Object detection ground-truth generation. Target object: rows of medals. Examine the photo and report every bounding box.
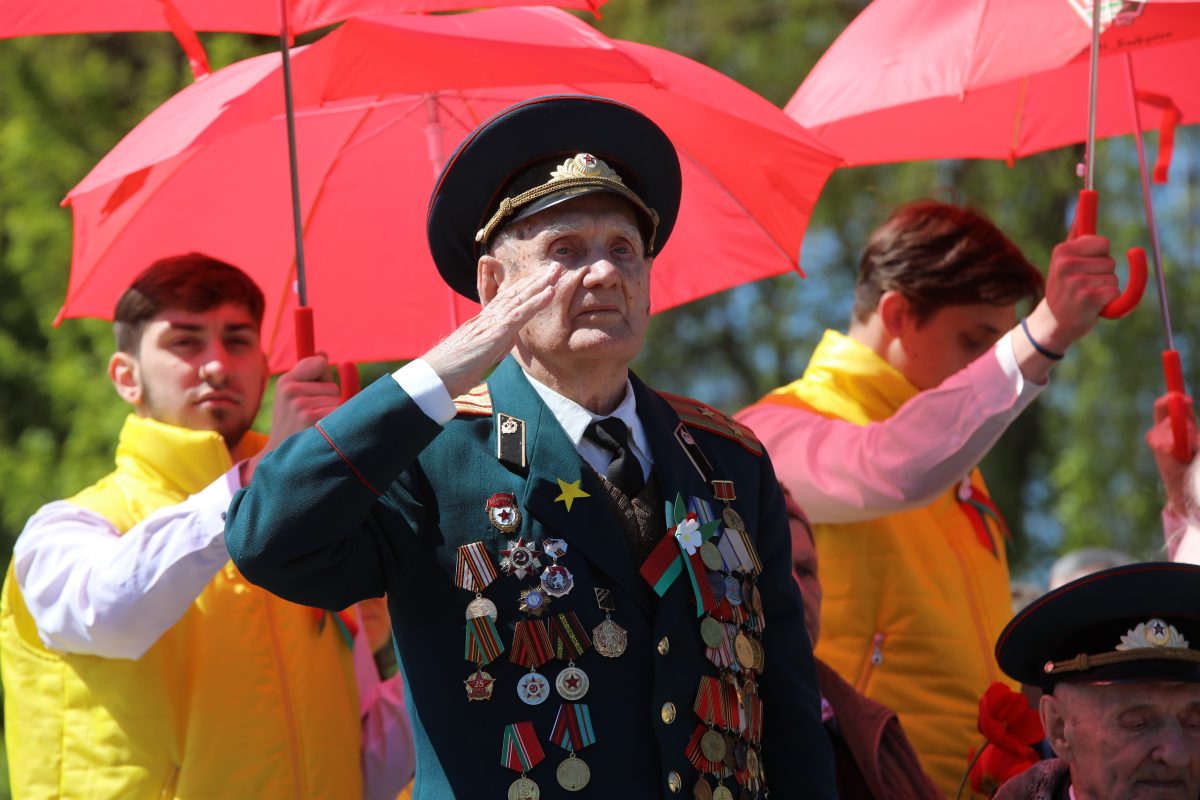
[688,481,770,800]
[457,493,626,797]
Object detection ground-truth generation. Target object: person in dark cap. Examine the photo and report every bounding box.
[993,562,1200,800]
[223,95,835,799]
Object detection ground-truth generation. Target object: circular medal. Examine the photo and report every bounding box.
[519,587,551,617]
[751,584,764,619]
[539,564,575,598]
[722,734,737,770]
[734,633,755,669]
[700,616,724,648]
[735,738,748,770]
[555,664,590,701]
[556,756,590,792]
[707,572,727,601]
[724,576,743,605]
[722,506,746,532]
[712,786,734,800]
[693,776,714,800]
[751,637,765,672]
[700,729,727,762]
[465,596,498,621]
[592,618,628,658]
[463,668,495,702]
[507,776,540,800]
[699,541,724,572]
[746,747,761,780]
[517,671,550,705]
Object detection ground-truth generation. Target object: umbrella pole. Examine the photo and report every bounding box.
[1077,0,1146,320]
[1124,52,1192,462]
[278,0,315,360]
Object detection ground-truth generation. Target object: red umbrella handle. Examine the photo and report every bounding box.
[293,307,361,401]
[1073,190,1147,319]
[1164,350,1193,463]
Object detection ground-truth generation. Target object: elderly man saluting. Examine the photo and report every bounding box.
[224,96,834,799]
[994,562,1200,800]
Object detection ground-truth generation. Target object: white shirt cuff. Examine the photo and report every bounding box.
[391,359,456,425]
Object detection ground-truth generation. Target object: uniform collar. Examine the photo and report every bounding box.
[524,371,653,469]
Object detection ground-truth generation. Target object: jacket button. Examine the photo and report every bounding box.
[657,636,670,655]
[667,770,682,793]
[661,702,676,724]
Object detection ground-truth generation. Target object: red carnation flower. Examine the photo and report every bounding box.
[968,743,1039,796]
[977,681,1043,756]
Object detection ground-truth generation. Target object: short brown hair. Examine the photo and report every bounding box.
[852,200,1044,324]
[113,254,265,353]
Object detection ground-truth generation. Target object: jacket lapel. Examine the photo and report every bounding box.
[630,375,716,639]
[488,358,653,619]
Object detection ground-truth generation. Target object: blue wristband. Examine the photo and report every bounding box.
[1020,318,1064,361]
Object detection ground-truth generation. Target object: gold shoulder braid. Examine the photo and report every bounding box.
[453,383,492,416]
[659,392,763,457]
[475,154,660,250]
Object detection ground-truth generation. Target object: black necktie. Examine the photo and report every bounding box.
[584,417,645,498]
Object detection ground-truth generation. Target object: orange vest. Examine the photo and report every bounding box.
[753,330,1015,796]
[0,415,363,800]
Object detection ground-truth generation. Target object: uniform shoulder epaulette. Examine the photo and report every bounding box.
[659,391,763,457]
[453,383,492,416]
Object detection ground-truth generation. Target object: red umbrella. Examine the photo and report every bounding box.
[789,0,1196,460]
[59,7,843,372]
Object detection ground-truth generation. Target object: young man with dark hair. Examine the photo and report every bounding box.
[1,254,413,799]
[736,199,1118,794]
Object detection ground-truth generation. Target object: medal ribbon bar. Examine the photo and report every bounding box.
[550,703,596,752]
[456,541,498,592]
[548,612,591,661]
[501,721,545,772]
[510,620,553,668]
[464,616,504,665]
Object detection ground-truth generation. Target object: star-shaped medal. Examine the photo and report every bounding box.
[500,536,541,579]
[554,478,590,512]
[464,669,495,701]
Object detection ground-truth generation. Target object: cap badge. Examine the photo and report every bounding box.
[1118,618,1189,651]
[550,153,623,184]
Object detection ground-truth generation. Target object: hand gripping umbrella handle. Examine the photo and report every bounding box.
[1163,350,1194,463]
[293,307,360,403]
[1074,190,1148,319]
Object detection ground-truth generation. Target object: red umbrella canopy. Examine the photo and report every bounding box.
[787,0,1200,167]
[0,0,606,36]
[60,7,842,372]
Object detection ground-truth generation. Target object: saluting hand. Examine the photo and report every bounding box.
[423,264,562,398]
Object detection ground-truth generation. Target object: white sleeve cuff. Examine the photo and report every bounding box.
[994,329,1047,405]
[391,359,456,425]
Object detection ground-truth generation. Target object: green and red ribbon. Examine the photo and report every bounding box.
[639,493,721,616]
[550,703,596,753]
[501,721,545,773]
[465,615,504,665]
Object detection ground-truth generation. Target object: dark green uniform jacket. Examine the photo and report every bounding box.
[225,356,834,799]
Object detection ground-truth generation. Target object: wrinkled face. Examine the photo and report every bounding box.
[114,303,267,447]
[893,302,1016,390]
[1050,681,1200,800]
[498,193,651,370]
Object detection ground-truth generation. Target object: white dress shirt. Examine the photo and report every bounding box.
[392,360,653,478]
[736,332,1045,524]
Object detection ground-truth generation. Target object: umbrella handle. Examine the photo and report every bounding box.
[1164,350,1193,463]
[294,307,315,359]
[336,362,361,403]
[1073,190,1147,319]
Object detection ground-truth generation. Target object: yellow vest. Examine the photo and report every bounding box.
[756,330,1015,797]
[1,415,363,800]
